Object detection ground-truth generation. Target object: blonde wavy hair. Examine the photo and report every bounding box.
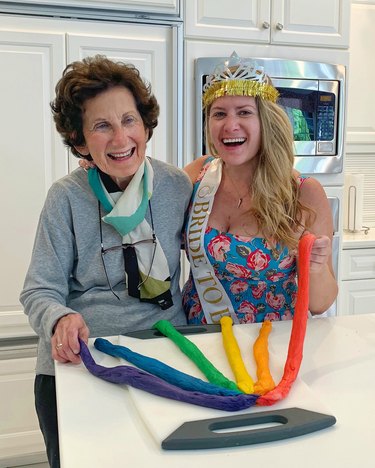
[205,98,314,251]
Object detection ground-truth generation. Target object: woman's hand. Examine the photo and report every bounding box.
[79,159,96,171]
[51,313,90,364]
[309,235,332,273]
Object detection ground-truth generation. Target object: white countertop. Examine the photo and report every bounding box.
[55,314,375,468]
[343,228,375,249]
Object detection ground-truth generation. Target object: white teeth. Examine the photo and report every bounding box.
[109,149,132,158]
[223,138,246,144]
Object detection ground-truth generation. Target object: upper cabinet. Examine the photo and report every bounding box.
[346,1,375,152]
[0,0,180,16]
[184,0,350,48]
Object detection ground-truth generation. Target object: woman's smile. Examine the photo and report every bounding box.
[222,137,247,146]
[107,147,135,161]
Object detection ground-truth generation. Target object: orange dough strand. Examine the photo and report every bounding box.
[257,233,316,406]
[253,321,275,395]
[220,316,255,393]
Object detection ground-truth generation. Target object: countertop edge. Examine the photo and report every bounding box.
[343,228,375,249]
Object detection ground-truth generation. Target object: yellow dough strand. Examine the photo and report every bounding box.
[220,316,255,394]
[253,321,276,395]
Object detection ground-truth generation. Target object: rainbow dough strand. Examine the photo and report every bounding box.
[80,339,258,412]
[153,320,240,392]
[220,316,255,394]
[257,233,315,406]
[253,321,276,395]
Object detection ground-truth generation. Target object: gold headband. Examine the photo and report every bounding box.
[202,52,279,108]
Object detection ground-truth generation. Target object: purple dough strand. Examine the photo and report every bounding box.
[79,339,259,412]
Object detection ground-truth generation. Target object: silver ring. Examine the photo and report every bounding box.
[56,343,63,350]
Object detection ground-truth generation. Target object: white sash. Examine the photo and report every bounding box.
[186,158,239,324]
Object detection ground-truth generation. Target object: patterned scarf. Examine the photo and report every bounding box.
[88,158,173,309]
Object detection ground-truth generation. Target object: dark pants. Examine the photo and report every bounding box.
[34,374,60,468]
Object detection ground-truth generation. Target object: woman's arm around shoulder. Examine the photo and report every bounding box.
[184,155,211,183]
[298,177,338,315]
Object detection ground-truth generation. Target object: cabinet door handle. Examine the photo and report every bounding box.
[276,22,284,30]
[262,21,270,29]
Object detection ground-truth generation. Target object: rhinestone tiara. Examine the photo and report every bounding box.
[202,51,279,108]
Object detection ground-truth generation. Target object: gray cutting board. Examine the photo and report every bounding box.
[115,324,332,445]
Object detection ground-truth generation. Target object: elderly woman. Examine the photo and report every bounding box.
[20,55,192,467]
[182,52,338,324]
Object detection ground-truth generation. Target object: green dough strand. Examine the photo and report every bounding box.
[153,320,240,392]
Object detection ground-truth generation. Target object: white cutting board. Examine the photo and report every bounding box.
[113,324,332,445]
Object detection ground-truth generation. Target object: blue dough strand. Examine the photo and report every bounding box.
[94,337,242,396]
[80,339,259,412]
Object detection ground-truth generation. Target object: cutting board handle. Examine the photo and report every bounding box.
[162,407,336,450]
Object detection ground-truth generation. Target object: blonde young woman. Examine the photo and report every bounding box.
[182,52,338,325]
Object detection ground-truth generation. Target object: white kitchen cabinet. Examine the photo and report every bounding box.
[0,0,180,16]
[0,14,178,331]
[341,247,375,281]
[340,278,375,315]
[340,237,375,315]
[184,0,350,48]
[346,2,375,153]
[0,346,47,466]
[0,25,67,333]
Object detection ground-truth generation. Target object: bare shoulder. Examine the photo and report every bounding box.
[298,177,328,207]
[184,155,210,183]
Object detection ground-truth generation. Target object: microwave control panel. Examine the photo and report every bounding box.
[317,92,335,141]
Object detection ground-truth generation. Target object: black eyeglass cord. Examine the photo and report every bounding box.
[148,199,156,242]
[98,199,156,300]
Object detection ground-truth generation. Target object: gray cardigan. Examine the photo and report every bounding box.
[20,159,192,375]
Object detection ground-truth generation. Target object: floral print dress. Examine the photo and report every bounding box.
[182,158,307,324]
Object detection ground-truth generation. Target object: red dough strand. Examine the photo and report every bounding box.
[257,233,315,406]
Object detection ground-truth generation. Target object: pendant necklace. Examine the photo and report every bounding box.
[224,170,250,209]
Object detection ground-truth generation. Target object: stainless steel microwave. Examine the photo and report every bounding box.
[195,57,346,175]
